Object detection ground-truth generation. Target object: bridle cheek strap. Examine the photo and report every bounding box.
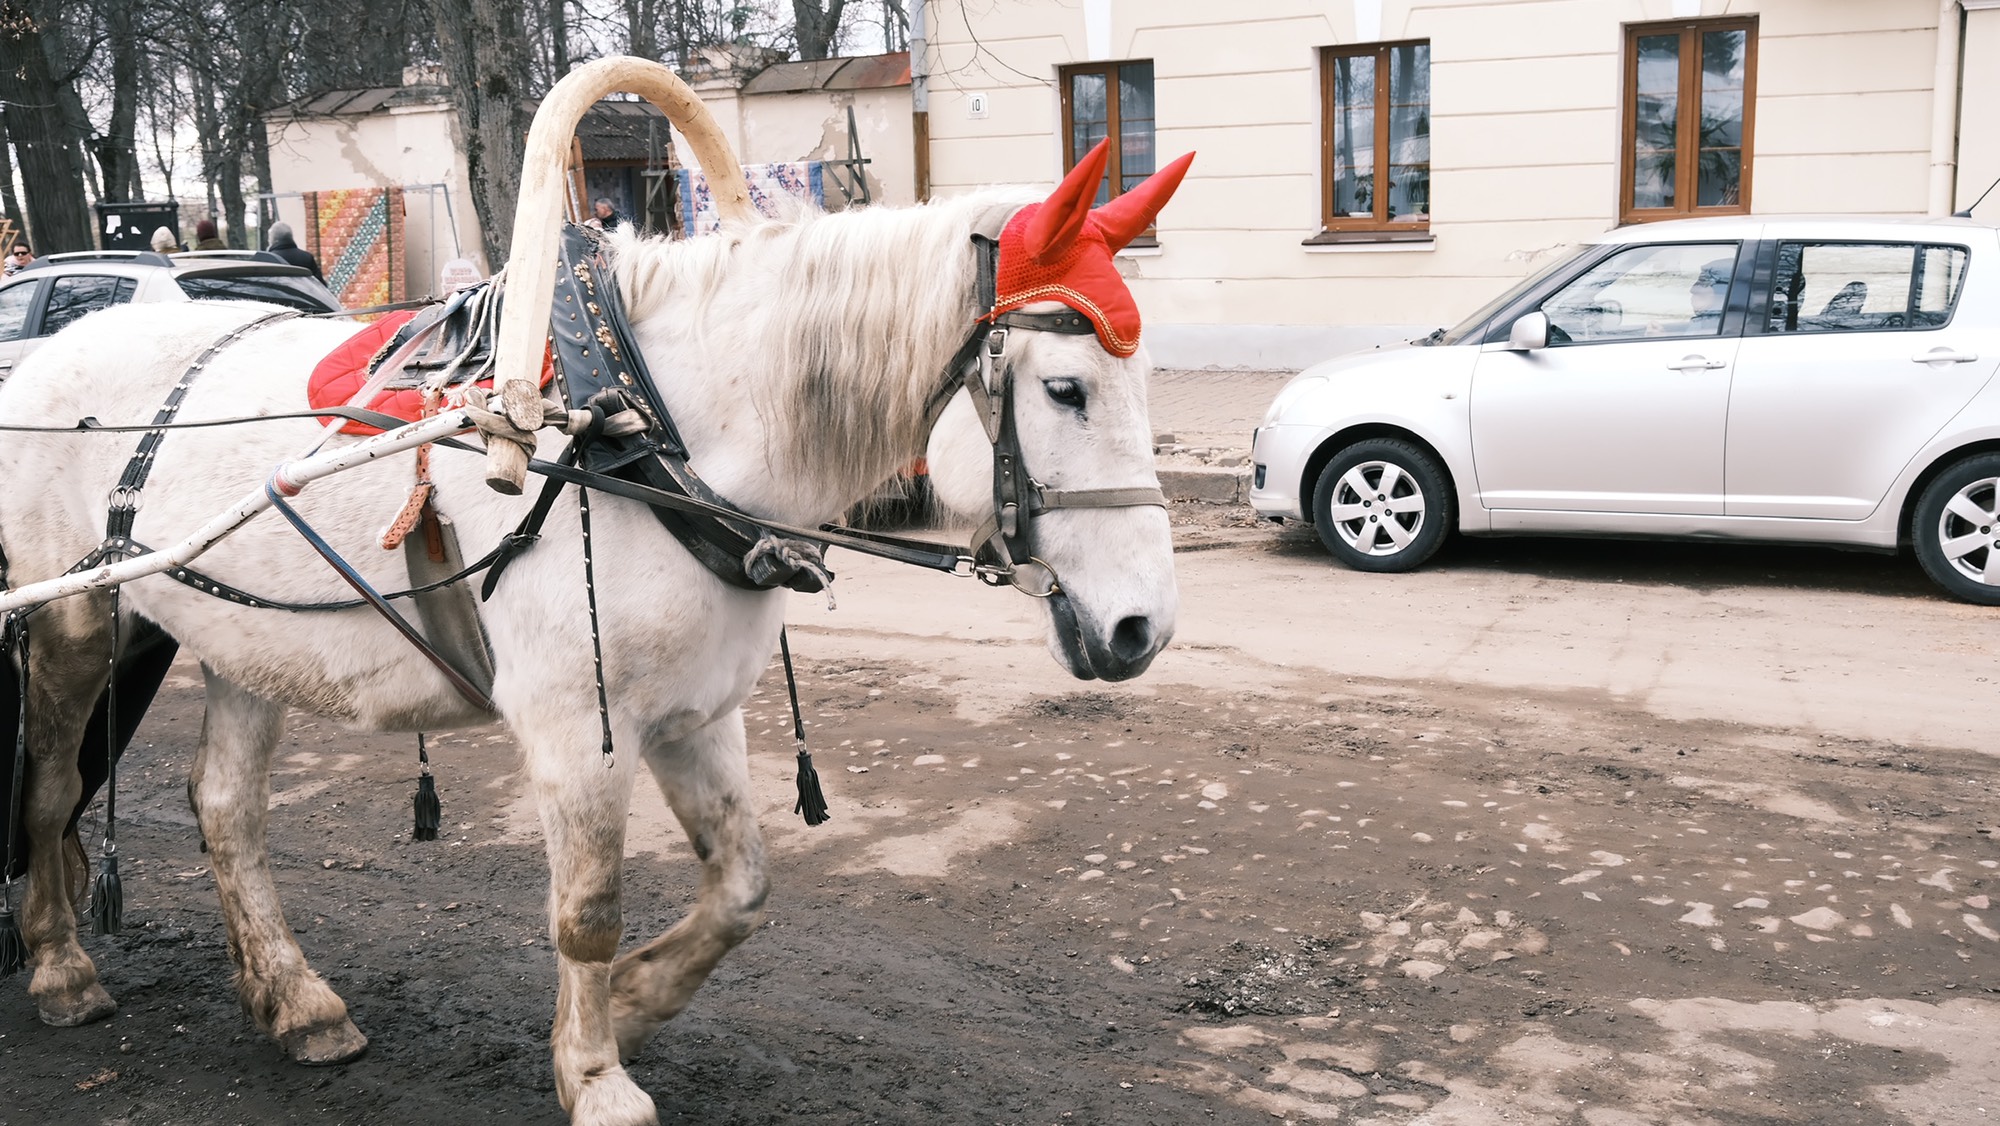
[938,308,1166,598]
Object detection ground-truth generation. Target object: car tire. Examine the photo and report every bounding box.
[1912,453,2000,605]
[1311,438,1452,573]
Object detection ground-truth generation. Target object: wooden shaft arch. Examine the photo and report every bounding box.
[485,56,752,493]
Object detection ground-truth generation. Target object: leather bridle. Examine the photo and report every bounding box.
[918,234,1169,598]
[509,226,1169,601]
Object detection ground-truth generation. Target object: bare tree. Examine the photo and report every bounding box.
[88,0,145,201]
[430,0,533,270]
[0,119,26,235]
[0,0,94,251]
[791,0,846,60]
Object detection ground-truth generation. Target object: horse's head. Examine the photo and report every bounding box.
[929,143,1194,682]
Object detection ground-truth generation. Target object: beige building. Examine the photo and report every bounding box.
[679,48,915,208]
[916,0,2000,368]
[264,53,914,296]
[263,73,485,297]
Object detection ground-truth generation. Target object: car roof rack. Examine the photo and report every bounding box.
[22,250,176,270]
[171,249,290,265]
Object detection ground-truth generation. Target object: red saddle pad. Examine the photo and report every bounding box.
[307,310,553,435]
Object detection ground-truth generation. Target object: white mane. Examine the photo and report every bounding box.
[605,190,1032,509]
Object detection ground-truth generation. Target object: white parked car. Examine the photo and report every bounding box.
[1249,216,2000,603]
[0,250,341,381]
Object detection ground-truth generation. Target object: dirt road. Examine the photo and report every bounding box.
[2,515,1995,1125]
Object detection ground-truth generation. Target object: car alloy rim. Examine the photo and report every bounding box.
[1936,475,2000,586]
[1328,459,1425,556]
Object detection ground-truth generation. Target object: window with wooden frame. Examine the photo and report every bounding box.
[1059,59,1156,220]
[1318,41,1430,236]
[1622,17,1756,224]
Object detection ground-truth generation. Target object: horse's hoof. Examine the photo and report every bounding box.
[278,1017,369,1066]
[37,983,118,1027]
[569,1070,658,1126]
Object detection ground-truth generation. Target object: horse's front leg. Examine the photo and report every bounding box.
[522,716,657,1126]
[610,709,768,1060]
[190,665,366,1064]
[19,595,117,1027]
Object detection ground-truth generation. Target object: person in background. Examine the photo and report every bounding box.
[150,226,180,253]
[592,198,622,233]
[264,221,323,281]
[192,218,226,250]
[4,243,30,276]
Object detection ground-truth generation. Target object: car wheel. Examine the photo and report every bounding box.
[1913,454,2000,605]
[1311,438,1452,573]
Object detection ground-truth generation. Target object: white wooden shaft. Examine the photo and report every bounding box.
[0,411,476,615]
[487,55,752,493]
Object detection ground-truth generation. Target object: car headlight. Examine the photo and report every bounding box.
[1262,373,1327,425]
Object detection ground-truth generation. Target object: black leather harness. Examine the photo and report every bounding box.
[484,224,1169,602]
[4,222,1172,690]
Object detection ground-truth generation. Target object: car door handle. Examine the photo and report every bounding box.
[1911,348,1978,365]
[1665,356,1726,371]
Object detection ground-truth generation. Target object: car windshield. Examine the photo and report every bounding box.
[1426,245,1592,345]
[176,274,340,313]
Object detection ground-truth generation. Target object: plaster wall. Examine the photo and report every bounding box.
[922,0,1983,369]
[264,102,488,287]
[1961,6,2000,223]
[675,85,916,207]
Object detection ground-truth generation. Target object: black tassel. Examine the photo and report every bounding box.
[0,905,25,975]
[413,773,441,842]
[793,746,829,827]
[90,855,122,936]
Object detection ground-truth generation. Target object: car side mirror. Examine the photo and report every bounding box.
[1506,311,1549,351]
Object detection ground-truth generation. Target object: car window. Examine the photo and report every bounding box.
[0,281,38,343]
[1765,242,1967,333]
[39,275,138,337]
[177,274,339,313]
[1435,245,1591,345]
[1541,242,1738,345]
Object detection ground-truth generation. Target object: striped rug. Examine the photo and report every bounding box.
[305,188,406,314]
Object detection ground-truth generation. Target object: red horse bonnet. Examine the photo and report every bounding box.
[991,141,1195,357]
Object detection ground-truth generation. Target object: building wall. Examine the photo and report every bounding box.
[1962,5,2000,220]
[677,85,916,208]
[265,102,488,289]
[921,0,1986,369]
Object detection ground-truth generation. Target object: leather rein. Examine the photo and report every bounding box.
[6,225,1170,669]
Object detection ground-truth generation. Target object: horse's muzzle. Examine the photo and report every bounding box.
[1046,593,1171,682]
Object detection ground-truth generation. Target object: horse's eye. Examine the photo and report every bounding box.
[1043,378,1086,409]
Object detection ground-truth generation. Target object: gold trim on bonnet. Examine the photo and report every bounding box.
[995,283,1140,356]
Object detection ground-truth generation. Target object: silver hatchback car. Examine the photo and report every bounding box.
[1250,216,2000,604]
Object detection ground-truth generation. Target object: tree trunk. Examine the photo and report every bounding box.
[0,0,92,251]
[550,0,570,76]
[227,14,285,248]
[0,120,26,235]
[96,0,143,201]
[215,147,247,248]
[625,0,658,61]
[792,0,848,60]
[430,0,532,271]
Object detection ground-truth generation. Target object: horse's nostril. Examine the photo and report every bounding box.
[1109,615,1156,662]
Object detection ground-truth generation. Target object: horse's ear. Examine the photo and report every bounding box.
[1092,152,1196,252]
[1022,140,1112,264]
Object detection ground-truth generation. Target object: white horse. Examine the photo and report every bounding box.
[0,95,1189,1126]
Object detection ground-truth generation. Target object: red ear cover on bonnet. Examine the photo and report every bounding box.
[990,142,1196,358]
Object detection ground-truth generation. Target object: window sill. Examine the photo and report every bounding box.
[1115,244,1163,258]
[1303,230,1435,254]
